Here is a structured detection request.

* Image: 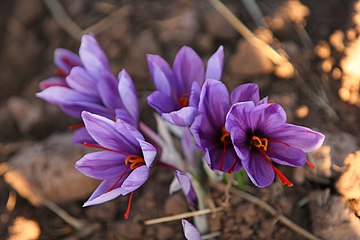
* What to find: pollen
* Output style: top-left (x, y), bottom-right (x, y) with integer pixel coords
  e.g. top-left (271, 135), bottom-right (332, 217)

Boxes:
top-left (220, 126), bottom-right (231, 145)
top-left (251, 136), bottom-right (268, 151)
top-left (125, 155), bottom-right (145, 170)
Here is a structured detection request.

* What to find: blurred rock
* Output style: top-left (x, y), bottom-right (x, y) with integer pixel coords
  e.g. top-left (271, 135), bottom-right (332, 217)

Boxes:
top-left (310, 190), bottom-right (360, 239)
top-left (4, 133), bottom-right (98, 206)
top-left (0, 105), bottom-right (19, 142)
top-left (125, 30), bottom-right (160, 80)
top-left (229, 40), bottom-right (273, 79)
top-left (164, 193), bottom-right (188, 215)
top-left (156, 225), bottom-right (174, 240)
top-left (158, 8), bottom-right (199, 46)
top-left (7, 97), bottom-right (42, 135)
top-left (336, 151), bottom-right (360, 201)
top-left (13, 0), bottom-right (44, 25)
top-left (324, 131), bottom-right (358, 167)
top-left (202, 6), bottom-right (237, 40)
top-left (309, 146), bottom-right (332, 178)
top-left (111, 221), bottom-right (144, 240)
top-left (85, 200), bottom-right (118, 221)
top-left (8, 216), bottom-right (41, 240)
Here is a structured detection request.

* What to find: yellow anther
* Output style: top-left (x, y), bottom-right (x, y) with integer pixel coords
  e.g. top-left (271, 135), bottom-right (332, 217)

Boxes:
top-left (251, 136), bottom-right (268, 151)
top-left (220, 126), bottom-right (231, 144)
top-left (125, 155), bottom-right (145, 170)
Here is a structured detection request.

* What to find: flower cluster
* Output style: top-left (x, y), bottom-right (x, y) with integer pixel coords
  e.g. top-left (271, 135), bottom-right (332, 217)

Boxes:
top-left (38, 34), bottom-right (324, 234)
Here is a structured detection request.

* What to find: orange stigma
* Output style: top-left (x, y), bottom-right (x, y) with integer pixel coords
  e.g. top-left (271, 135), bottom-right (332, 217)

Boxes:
top-left (178, 93), bottom-right (190, 107)
top-left (125, 155), bottom-right (145, 170)
top-left (251, 136), bottom-right (268, 151)
top-left (252, 135), bottom-right (293, 187)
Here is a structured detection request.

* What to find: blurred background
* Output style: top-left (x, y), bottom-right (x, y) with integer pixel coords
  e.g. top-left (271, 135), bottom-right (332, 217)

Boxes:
top-left (0, 0), bottom-right (359, 239)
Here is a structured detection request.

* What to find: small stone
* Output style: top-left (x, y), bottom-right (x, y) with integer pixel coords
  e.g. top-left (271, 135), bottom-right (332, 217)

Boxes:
top-left (8, 217), bottom-right (41, 240)
top-left (229, 40), bottom-right (273, 79)
top-left (4, 133), bottom-right (98, 206)
top-left (310, 191), bottom-right (360, 239)
top-left (315, 41), bottom-right (331, 59)
top-left (7, 97), bottom-right (42, 135)
top-left (336, 151), bottom-right (360, 200)
top-left (295, 105), bottom-right (309, 118)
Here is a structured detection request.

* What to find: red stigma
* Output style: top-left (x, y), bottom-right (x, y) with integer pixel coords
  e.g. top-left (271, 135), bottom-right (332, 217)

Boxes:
top-left (178, 93), bottom-right (190, 107)
top-left (306, 160), bottom-right (315, 169)
top-left (260, 150), bottom-right (293, 187)
top-left (219, 126), bottom-right (232, 171)
top-left (55, 68), bottom-right (67, 77)
top-left (83, 142), bottom-right (127, 155)
top-left (68, 123), bottom-right (85, 130)
top-left (124, 192), bottom-right (134, 219)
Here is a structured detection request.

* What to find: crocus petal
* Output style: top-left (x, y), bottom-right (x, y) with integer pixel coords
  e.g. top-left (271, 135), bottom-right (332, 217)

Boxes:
top-left (173, 46), bottom-right (204, 94)
top-left (226, 101), bottom-right (256, 145)
top-left (114, 120), bottom-right (142, 153)
top-left (182, 220), bottom-right (201, 240)
top-left (97, 70), bottom-right (122, 109)
top-left (115, 108), bottom-right (135, 126)
top-left (137, 139), bottom-right (156, 168)
top-left (36, 86), bottom-right (98, 105)
top-left (147, 91), bottom-right (180, 115)
top-left (39, 77), bottom-right (68, 90)
top-left (79, 34), bottom-right (110, 80)
top-left (206, 146), bottom-right (242, 173)
top-left (72, 127), bottom-right (95, 144)
top-left (83, 177), bottom-right (127, 207)
top-left (198, 79), bottom-right (230, 128)
top-left (66, 66), bottom-right (98, 97)
top-left (162, 106), bottom-right (198, 126)
top-left (81, 111), bottom-right (136, 153)
top-left (176, 170), bottom-right (198, 208)
top-left (249, 103), bottom-right (287, 133)
top-left (60, 102), bottom-right (112, 118)
top-left (205, 45), bottom-right (224, 81)
top-left (188, 81), bottom-right (201, 108)
top-left (118, 69), bottom-right (139, 124)
top-left (191, 114), bottom-right (218, 152)
top-left (54, 48), bottom-right (82, 74)
top-left (267, 143), bottom-right (307, 167)
top-left (268, 124), bottom-right (325, 152)
top-left (242, 151), bottom-right (275, 188)
top-left (181, 129), bottom-right (198, 170)
top-left (119, 166), bottom-right (149, 195)
top-left (230, 83), bottom-right (260, 104)
top-left (147, 54), bottom-right (174, 96)
top-left (75, 151), bottom-right (126, 180)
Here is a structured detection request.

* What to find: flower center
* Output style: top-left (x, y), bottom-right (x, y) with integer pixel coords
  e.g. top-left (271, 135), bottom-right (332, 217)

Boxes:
top-left (125, 155), bottom-right (145, 170)
top-left (178, 93), bottom-right (190, 107)
top-left (220, 127), bottom-right (231, 145)
top-left (251, 136), bottom-right (268, 151)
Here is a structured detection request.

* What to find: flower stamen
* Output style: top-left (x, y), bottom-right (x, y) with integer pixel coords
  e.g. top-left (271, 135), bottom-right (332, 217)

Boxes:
top-left (125, 155), bottom-right (145, 170)
top-left (68, 123), bottom-right (85, 130)
top-left (251, 136), bottom-right (268, 151)
top-left (178, 93), bottom-right (190, 107)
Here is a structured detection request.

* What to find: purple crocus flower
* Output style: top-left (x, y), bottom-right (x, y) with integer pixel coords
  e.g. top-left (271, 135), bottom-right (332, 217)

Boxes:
top-left (175, 170), bottom-right (198, 208)
top-left (225, 101), bottom-right (325, 187)
top-left (182, 219), bottom-right (201, 240)
top-left (190, 79), bottom-right (261, 173)
top-left (147, 46), bottom-right (224, 126)
top-left (37, 34), bottom-right (139, 143)
top-left (75, 111), bottom-right (156, 217)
